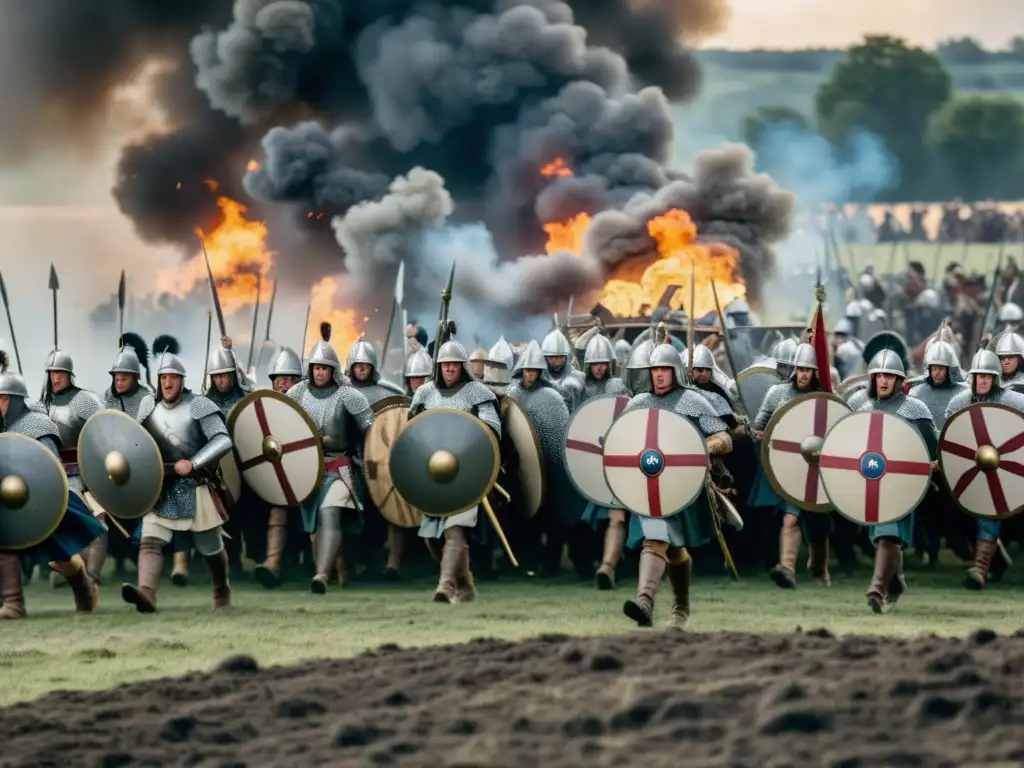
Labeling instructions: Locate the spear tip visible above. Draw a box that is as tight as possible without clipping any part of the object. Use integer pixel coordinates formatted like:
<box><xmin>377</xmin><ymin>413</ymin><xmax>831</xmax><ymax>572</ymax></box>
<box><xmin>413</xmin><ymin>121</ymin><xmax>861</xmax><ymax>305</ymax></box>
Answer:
<box><xmin>48</xmin><ymin>263</ymin><xmax>59</xmax><ymax>290</ymax></box>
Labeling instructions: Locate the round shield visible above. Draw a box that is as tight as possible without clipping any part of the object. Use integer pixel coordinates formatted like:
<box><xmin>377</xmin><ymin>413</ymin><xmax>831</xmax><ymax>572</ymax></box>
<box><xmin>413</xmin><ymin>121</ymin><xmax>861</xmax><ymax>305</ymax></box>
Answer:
<box><xmin>818</xmin><ymin>411</ymin><xmax>932</xmax><ymax>526</ymax></box>
<box><xmin>0</xmin><ymin>433</ymin><xmax>69</xmax><ymax>550</ymax></box>
<box><xmin>762</xmin><ymin>392</ymin><xmax>851</xmax><ymax>512</ymax></box>
<box><xmin>226</xmin><ymin>389</ymin><xmax>324</xmax><ymax>507</ymax></box>
<box><xmin>564</xmin><ymin>394</ymin><xmax>631</xmax><ymax>507</ymax></box>
<box><xmin>362</xmin><ymin>395</ymin><xmax>423</xmax><ymax>528</ymax></box>
<box><xmin>736</xmin><ymin>365</ymin><xmax>782</xmax><ymax>418</ymax></box>
<box><xmin>938</xmin><ymin>403</ymin><xmax>1024</xmax><ymax>520</ymax></box>
<box><xmin>501</xmin><ymin>397</ymin><xmax>545</xmax><ymax>517</ymax></box>
<box><xmin>77</xmin><ymin>409</ymin><xmax>164</xmax><ymax>520</ymax></box>
<box><xmin>602</xmin><ymin>407</ymin><xmax>708</xmax><ymax>518</ymax></box>
<box><xmin>219</xmin><ymin>453</ymin><xmax>242</xmax><ymax>504</ymax></box>
<box><xmin>389</xmin><ymin>408</ymin><xmax>500</xmax><ymax>518</ymax></box>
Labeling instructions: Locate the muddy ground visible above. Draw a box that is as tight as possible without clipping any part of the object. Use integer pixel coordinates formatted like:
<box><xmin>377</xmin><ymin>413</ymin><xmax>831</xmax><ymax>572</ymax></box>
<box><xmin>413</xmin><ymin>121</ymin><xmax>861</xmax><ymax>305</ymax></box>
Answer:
<box><xmin>2</xmin><ymin>628</ymin><xmax>1023</xmax><ymax>767</ymax></box>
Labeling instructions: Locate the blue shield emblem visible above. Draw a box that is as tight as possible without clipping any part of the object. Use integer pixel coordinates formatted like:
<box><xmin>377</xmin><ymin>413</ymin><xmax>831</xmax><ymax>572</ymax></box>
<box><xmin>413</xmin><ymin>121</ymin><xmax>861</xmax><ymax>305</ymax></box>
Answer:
<box><xmin>639</xmin><ymin>448</ymin><xmax>665</xmax><ymax>477</ymax></box>
<box><xmin>859</xmin><ymin>451</ymin><xmax>887</xmax><ymax>480</ymax></box>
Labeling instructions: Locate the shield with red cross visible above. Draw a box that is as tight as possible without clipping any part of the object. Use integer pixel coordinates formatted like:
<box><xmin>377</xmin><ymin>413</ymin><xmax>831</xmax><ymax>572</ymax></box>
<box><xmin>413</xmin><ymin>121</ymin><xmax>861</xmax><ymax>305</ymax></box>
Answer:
<box><xmin>564</xmin><ymin>394</ymin><xmax>631</xmax><ymax>507</ymax></box>
<box><xmin>938</xmin><ymin>403</ymin><xmax>1024</xmax><ymax>520</ymax></box>
<box><xmin>818</xmin><ymin>411</ymin><xmax>932</xmax><ymax>526</ymax></box>
<box><xmin>226</xmin><ymin>389</ymin><xmax>324</xmax><ymax>507</ymax></box>
<box><xmin>762</xmin><ymin>392</ymin><xmax>850</xmax><ymax>512</ymax></box>
<box><xmin>602</xmin><ymin>406</ymin><xmax>708</xmax><ymax>518</ymax></box>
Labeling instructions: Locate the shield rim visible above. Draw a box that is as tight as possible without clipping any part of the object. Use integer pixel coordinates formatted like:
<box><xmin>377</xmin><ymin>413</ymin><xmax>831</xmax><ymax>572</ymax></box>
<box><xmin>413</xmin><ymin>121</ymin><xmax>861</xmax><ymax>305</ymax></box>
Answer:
<box><xmin>760</xmin><ymin>392</ymin><xmax>850</xmax><ymax>513</ymax></box>
<box><xmin>225</xmin><ymin>388</ymin><xmax>326</xmax><ymax>506</ymax></box>
<box><xmin>819</xmin><ymin>410</ymin><xmax>931</xmax><ymax>527</ymax></box>
<box><xmin>562</xmin><ymin>394</ymin><xmax>629</xmax><ymax>506</ymax></box>
<box><xmin>838</xmin><ymin>374</ymin><xmax>869</xmax><ymax>397</ymax></box>
<box><xmin>362</xmin><ymin>394</ymin><xmax>425</xmax><ymax>528</ymax></box>
<box><xmin>390</xmin><ymin>407</ymin><xmax>500</xmax><ymax>518</ymax></box>
<box><xmin>0</xmin><ymin>432</ymin><xmax>70</xmax><ymax>550</ymax></box>
<box><xmin>735</xmin><ymin>365</ymin><xmax>783</xmax><ymax>417</ymax></box>
<box><xmin>938</xmin><ymin>402</ymin><xmax>1024</xmax><ymax>520</ymax></box>
<box><xmin>601</xmin><ymin>405</ymin><xmax>708</xmax><ymax>519</ymax></box>
<box><xmin>77</xmin><ymin>409</ymin><xmax>164</xmax><ymax>520</ymax></box>
<box><xmin>501</xmin><ymin>396</ymin><xmax>547</xmax><ymax>516</ymax></box>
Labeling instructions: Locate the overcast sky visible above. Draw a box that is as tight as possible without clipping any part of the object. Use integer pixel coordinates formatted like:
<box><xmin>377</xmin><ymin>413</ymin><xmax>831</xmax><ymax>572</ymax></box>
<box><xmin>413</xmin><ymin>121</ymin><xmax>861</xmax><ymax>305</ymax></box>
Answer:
<box><xmin>705</xmin><ymin>0</ymin><xmax>1022</xmax><ymax>50</ymax></box>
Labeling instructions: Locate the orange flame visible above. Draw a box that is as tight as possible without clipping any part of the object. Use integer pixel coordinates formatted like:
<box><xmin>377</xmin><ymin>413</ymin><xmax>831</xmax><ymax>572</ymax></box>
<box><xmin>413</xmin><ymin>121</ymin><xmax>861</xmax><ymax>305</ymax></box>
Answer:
<box><xmin>155</xmin><ymin>196</ymin><xmax>274</xmax><ymax>313</ymax></box>
<box><xmin>247</xmin><ymin>159</ymin><xmax>260</xmax><ymax>172</ymax></box>
<box><xmin>539</xmin><ymin>157</ymin><xmax>574</xmax><ymax>178</ymax></box>
<box><xmin>304</xmin><ymin>277</ymin><xmax>364</xmax><ymax>361</ymax></box>
<box><xmin>203</xmin><ymin>178</ymin><xmax>219</xmax><ymax>192</ymax></box>
<box><xmin>543</xmin><ymin>212</ymin><xmax>591</xmax><ymax>255</ymax></box>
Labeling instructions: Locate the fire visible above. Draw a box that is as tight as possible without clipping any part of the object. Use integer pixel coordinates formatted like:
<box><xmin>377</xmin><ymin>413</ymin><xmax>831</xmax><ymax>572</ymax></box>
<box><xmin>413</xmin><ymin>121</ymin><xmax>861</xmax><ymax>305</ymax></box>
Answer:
<box><xmin>539</xmin><ymin>157</ymin><xmax>574</xmax><ymax>178</ymax></box>
<box><xmin>247</xmin><ymin>159</ymin><xmax>260</xmax><ymax>172</ymax></box>
<box><xmin>154</xmin><ymin>196</ymin><xmax>274</xmax><ymax>313</ymax></box>
<box><xmin>304</xmin><ymin>277</ymin><xmax>364</xmax><ymax>360</ymax></box>
<box><xmin>543</xmin><ymin>212</ymin><xmax>591</xmax><ymax>255</ymax></box>
<box><xmin>542</xmin><ymin>206</ymin><xmax>745</xmax><ymax>318</ymax></box>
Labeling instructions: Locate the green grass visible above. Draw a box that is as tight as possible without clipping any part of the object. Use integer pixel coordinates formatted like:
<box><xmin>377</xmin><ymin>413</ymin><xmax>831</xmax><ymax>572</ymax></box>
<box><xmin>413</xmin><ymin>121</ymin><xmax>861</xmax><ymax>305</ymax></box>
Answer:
<box><xmin>1</xmin><ymin>563</ymin><xmax>1020</xmax><ymax>707</ymax></box>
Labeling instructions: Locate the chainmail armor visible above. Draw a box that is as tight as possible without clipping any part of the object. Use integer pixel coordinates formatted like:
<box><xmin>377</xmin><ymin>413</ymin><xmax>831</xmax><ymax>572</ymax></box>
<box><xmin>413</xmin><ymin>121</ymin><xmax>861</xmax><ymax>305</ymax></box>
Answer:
<box><xmin>624</xmin><ymin>386</ymin><xmax>729</xmax><ymax>437</ymax></box>
<box><xmin>409</xmin><ymin>379</ymin><xmax>502</xmax><ymax>437</ymax></box>
<box><xmin>104</xmin><ymin>386</ymin><xmax>155</xmax><ymax>421</ymax></box>
<box><xmin>752</xmin><ymin>382</ymin><xmax>805</xmax><ymax>431</ymax></box>
<box><xmin>909</xmin><ymin>379</ymin><xmax>968</xmax><ymax>428</ymax></box>
<box><xmin>2</xmin><ymin>398</ymin><xmax>62</xmax><ymax>443</ymax></box>
<box><xmin>288</xmin><ymin>380</ymin><xmax>374</xmax><ymax>447</ymax></box>
<box><xmin>857</xmin><ymin>392</ymin><xmax>939</xmax><ymax>459</ymax></box>
<box><xmin>205</xmin><ymin>386</ymin><xmax>247</xmax><ymax>416</ymax></box>
<box><xmin>582</xmin><ymin>376</ymin><xmax>631</xmax><ymax>402</ymax></box>
<box><xmin>43</xmin><ymin>386</ymin><xmax>103</xmax><ymax>452</ymax></box>
<box><xmin>506</xmin><ymin>380</ymin><xmax>570</xmax><ymax>481</ymax></box>
<box><xmin>351</xmin><ymin>378</ymin><xmax>405</xmax><ymax>407</ymax></box>
<box><xmin>945</xmin><ymin>387</ymin><xmax>1024</xmax><ymax>420</ymax></box>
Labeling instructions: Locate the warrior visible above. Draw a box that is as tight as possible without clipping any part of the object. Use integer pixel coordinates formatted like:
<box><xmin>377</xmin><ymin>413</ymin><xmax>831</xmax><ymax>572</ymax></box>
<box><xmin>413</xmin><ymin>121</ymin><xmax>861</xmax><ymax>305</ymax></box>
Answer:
<box><xmin>404</xmin><ymin>348</ymin><xmax>433</xmax><ymax>395</ymax></box>
<box><xmin>481</xmin><ymin>337</ymin><xmax>514</xmax><ymax>398</ymax></box>
<box><xmin>772</xmin><ymin>338</ymin><xmax>799</xmax><ymax>380</ymax></box>
<box><xmin>39</xmin><ymin>348</ymin><xmax>107</xmax><ymax>589</ymax></box>
<box><xmin>624</xmin><ymin>339</ymin><xmax>654</xmax><ymax>395</ymax></box>
<box><xmin>856</xmin><ymin>349</ymin><xmax>938</xmax><ymax>615</ymax></box>
<box><xmin>122</xmin><ymin>352</ymin><xmax>234</xmax><ymax>613</ymax></box>
<box><xmin>104</xmin><ymin>345</ymin><xmax>154</xmax><ymax>418</ymax></box>
<box><xmin>997</xmin><ymin>301</ymin><xmax>1023</xmax><ymax>333</ymax></box>
<box><xmin>267</xmin><ymin>346</ymin><xmax>302</xmax><ymax>394</ymax></box>
<box><xmin>204</xmin><ymin>337</ymin><xmax>254</xmax><ymax>415</ymax></box>
<box><xmin>409</xmin><ymin>339</ymin><xmax>502</xmax><ymax>603</ymax></box>
<box><xmin>685</xmin><ymin>344</ymin><xmax>738</xmax><ymax>429</ymax></box>
<box><xmin>613</xmin><ymin>338</ymin><xmax>631</xmax><ymax>373</ymax></box>
<box><xmin>993</xmin><ymin>331</ymin><xmax>1024</xmax><ymax>391</ymax></box>
<box><xmin>249</xmin><ymin>346</ymin><xmax>305</xmax><ymax>589</ymax></box>
<box><xmin>909</xmin><ymin>340</ymin><xmax>967</xmax><ymax>434</ymax></box>
<box><xmin>468</xmin><ymin>345</ymin><xmax>488</xmax><ymax>379</ymax></box>
<box><xmin>944</xmin><ymin>349</ymin><xmax>1024</xmax><ymax>590</ymax></box>
<box><xmin>345</xmin><ymin>337</ymin><xmax>404</xmax><ymax>404</ymax></box>
<box><xmin>751</xmin><ymin>343</ymin><xmax>834</xmax><ymax>588</ymax></box>
<box><xmin>832</xmin><ymin>318</ymin><xmax>866</xmax><ymax>381</ymax></box>
<box><xmin>286</xmin><ymin>324</ymin><xmax>374</xmax><ymax>594</ymax></box>
<box><xmin>0</xmin><ymin>371</ymin><xmax>106</xmax><ymax>619</ymax></box>
<box><xmin>578</xmin><ymin>333</ymin><xmax>632</xmax><ymax>589</ymax></box>
<box><xmin>541</xmin><ymin>328</ymin><xmax>584</xmax><ymax>410</ymax></box>
<box><xmin>620</xmin><ymin>342</ymin><xmax>733</xmax><ymax>629</ymax></box>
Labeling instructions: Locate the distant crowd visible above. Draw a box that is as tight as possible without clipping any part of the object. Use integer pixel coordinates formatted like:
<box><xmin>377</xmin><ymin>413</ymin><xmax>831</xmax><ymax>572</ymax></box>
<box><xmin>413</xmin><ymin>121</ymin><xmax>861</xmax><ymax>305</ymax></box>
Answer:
<box><xmin>829</xmin><ymin>203</ymin><xmax>1024</xmax><ymax>244</ymax></box>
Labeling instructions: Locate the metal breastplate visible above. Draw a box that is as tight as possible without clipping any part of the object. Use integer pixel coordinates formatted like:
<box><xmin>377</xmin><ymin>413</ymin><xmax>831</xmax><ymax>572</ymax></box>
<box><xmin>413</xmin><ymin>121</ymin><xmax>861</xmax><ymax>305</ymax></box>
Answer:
<box><xmin>145</xmin><ymin>400</ymin><xmax>205</xmax><ymax>463</ymax></box>
<box><xmin>45</xmin><ymin>388</ymin><xmax>97</xmax><ymax>450</ymax></box>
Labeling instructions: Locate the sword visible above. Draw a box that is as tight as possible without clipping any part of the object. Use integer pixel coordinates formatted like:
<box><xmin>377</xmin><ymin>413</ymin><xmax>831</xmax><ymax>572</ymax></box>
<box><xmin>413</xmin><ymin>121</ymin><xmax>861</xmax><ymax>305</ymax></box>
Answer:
<box><xmin>0</xmin><ymin>271</ymin><xmax>23</xmax><ymax>372</ymax></box>
<box><xmin>246</xmin><ymin>273</ymin><xmax>262</xmax><ymax>372</ymax></box>
<box><xmin>48</xmin><ymin>264</ymin><xmax>60</xmax><ymax>350</ymax></box>
<box><xmin>199</xmin><ymin>236</ymin><xmax>228</xmax><ymax>338</ymax></box>
<box><xmin>117</xmin><ymin>269</ymin><xmax>126</xmax><ymax>344</ymax></box>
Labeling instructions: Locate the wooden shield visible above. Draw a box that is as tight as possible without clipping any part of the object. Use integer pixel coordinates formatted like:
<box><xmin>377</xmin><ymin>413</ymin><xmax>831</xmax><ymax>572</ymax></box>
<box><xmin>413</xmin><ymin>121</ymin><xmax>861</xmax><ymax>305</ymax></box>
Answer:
<box><xmin>939</xmin><ymin>403</ymin><xmax>1024</xmax><ymax>520</ymax></box>
<box><xmin>362</xmin><ymin>395</ymin><xmax>423</xmax><ymax>527</ymax></box>
<box><xmin>0</xmin><ymin>433</ymin><xmax>69</xmax><ymax>550</ymax></box>
<box><xmin>564</xmin><ymin>394</ymin><xmax>630</xmax><ymax>507</ymax></box>
<box><xmin>500</xmin><ymin>397</ymin><xmax>545</xmax><ymax>518</ymax></box>
<box><xmin>735</xmin><ymin>365</ymin><xmax>782</xmax><ymax>417</ymax></box>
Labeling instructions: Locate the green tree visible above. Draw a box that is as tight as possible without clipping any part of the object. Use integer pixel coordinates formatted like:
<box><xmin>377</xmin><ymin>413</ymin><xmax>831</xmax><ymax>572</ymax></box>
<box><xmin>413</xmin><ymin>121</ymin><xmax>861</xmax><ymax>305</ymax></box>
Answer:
<box><xmin>936</xmin><ymin>36</ymin><xmax>988</xmax><ymax>64</ymax></box>
<box><xmin>1009</xmin><ymin>35</ymin><xmax>1024</xmax><ymax>60</ymax></box>
<box><xmin>815</xmin><ymin>35</ymin><xmax>952</xmax><ymax>198</ymax></box>
<box><xmin>741</xmin><ymin>105</ymin><xmax>810</xmax><ymax>146</ymax></box>
<box><xmin>926</xmin><ymin>95</ymin><xmax>1024</xmax><ymax>200</ymax></box>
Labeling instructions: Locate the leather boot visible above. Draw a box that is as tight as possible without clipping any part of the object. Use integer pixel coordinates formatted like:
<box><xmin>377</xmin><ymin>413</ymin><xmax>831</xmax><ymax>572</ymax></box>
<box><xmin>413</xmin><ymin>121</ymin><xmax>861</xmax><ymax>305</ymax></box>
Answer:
<box><xmin>808</xmin><ymin>537</ymin><xmax>831</xmax><ymax>587</ymax></box>
<box><xmin>989</xmin><ymin>539</ymin><xmax>1011</xmax><ymax>582</ymax></box>
<box><xmin>665</xmin><ymin>556</ymin><xmax>691</xmax><ymax>630</ymax></box>
<box><xmin>82</xmin><ymin>531</ymin><xmax>108</xmax><ymax>586</ymax></box>
<box><xmin>623</xmin><ymin>551</ymin><xmax>667</xmax><ymax>627</ymax></box>
<box><xmin>889</xmin><ymin>548</ymin><xmax>907</xmax><ymax>604</ymax></box>
<box><xmin>965</xmin><ymin>539</ymin><xmax>997</xmax><ymax>590</ymax></box>
<box><xmin>595</xmin><ymin>520</ymin><xmax>626</xmax><ymax>590</ymax></box>
<box><xmin>254</xmin><ymin>507</ymin><xmax>287</xmax><ymax>590</ymax></box>
<box><xmin>335</xmin><ymin>535</ymin><xmax>355</xmax><ymax>588</ymax></box>
<box><xmin>204</xmin><ymin>549</ymin><xmax>231</xmax><ymax>612</ymax></box>
<box><xmin>311</xmin><ymin>525</ymin><xmax>342</xmax><ymax>594</ymax></box>
<box><xmin>434</xmin><ymin>527</ymin><xmax>465</xmax><ymax>603</ymax></box>
<box><xmin>121</xmin><ymin>537</ymin><xmax>163</xmax><ymax>613</ymax></box>
<box><xmin>0</xmin><ymin>552</ymin><xmax>26</xmax><ymax>620</ymax></box>
<box><xmin>384</xmin><ymin>524</ymin><xmax>404</xmax><ymax>580</ymax></box>
<box><xmin>171</xmin><ymin>550</ymin><xmax>190</xmax><ymax>587</ymax></box>
<box><xmin>51</xmin><ymin>555</ymin><xmax>98</xmax><ymax>614</ymax></box>
<box><xmin>455</xmin><ymin>542</ymin><xmax>476</xmax><ymax>602</ymax></box>
<box><xmin>769</xmin><ymin>519</ymin><xmax>801</xmax><ymax>589</ymax></box>
<box><xmin>866</xmin><ymin>539</ymin><xmax>900</xmax><ymax>614</ymax></box>
<box><xmin>49</xmin><ymin>570</ymin><xmax>68</xmax><ymax>589</ymax></box>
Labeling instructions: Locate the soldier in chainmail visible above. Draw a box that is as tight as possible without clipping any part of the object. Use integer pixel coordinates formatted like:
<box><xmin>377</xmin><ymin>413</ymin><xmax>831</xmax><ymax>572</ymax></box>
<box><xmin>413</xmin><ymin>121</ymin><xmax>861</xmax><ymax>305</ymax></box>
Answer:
<box><xmin>613</xmin><ymin>338</ymin><xmax>631</xmax><ymax>373</ymax></box>
<box><xmin>832</xmin><ymin>318</ymin><xmax>866</xmax><ymax>381</ymax></box>
<box><xmin>481</xmin><ymin>337</ymin><xmax>514</xmax><ymax>398</ymax></box>
<box><xmin>346</xmin><ymin>338</ymin><xmax>405</xmax><ymax>405</ymax></box>
<box><xmin>409</xmin><ymin>339</ymin><xmax>502</xmax><ymax>603</ymax></box>
<box><xmin>469</xmin><ymin>345</ymin><xmax>488</xmax><ymax>379</ymax></box>
<box><xmin>39</xmin><ymin>348</ymin><xmax>106</xmax><ymax>590</ymax></box>
<box><xmin>624</xmin><ymin>339</ymin><xmax>654</xmax><ymax>395</ymax></box>
<box><xmin>403</xmin><ymin>348</ymin><xmax>432</xmax><ymax>396</ymax></box>
<box><xmin>855</xmin><ymin>350</ymin><xmax>938</xmax><ymax>616</ymax></box>
<box><xmin>994</xmin><ymin>330</ymin><xmax>1024</xmax><ymax>391</ymax></box>
<box><xmin>287</xmin><ymin>323</ymin><xmax>374</xmax><ymax>594</ymax></box>
<box><xmin>0</xmin><ymin>371</ymin><xmax>106</xmax><ymax>619</ymax></box>
<box><xmin>122</xmin><ymin>352</ymin><xmax>235</xmax><ymax>614</ymax></box>
<box><xmin>620</xmin><ymin>343</ymin><xmax>733</xmax><ymax>630</ymax></box>
<box><xmin>267</xmin><ymin>346</ymin><xmax>303</xmax><ymax>394</ymax></box>
<box><xmin>944</xmin><ymin>350</ymin><xmax>1024</xmax><ymax>591</ymax></box>
<box><xmin>541</xmin><ymin>328</ymin><xmax>584</xmax><ymax>412</ymax></box>
<box><xmin>750</xmin><ymin>343</ymin><xmax>834</xmax><ymax>589</ymax></box>
<box><xmin>684</xmin><ymin>345</ymin><xmax>738</xmax><ymax>430</ymax></box>
<box><xmin>204</xmin><ymin>337</ymin><xmax>254</xmax><ymax>415</ymax></box>
<box><xmin>577</xmin><ymin>333</ymin><xmax>632</xmax><ymax>589</ymax></box>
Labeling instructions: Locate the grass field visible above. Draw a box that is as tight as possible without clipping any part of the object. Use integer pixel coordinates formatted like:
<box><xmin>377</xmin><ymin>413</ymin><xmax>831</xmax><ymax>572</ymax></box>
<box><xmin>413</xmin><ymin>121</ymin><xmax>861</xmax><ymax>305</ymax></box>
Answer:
<box><xmin>1</xmin><ymin>564</ymin><xmax>1020</xmax><ymax>708</ymax></box>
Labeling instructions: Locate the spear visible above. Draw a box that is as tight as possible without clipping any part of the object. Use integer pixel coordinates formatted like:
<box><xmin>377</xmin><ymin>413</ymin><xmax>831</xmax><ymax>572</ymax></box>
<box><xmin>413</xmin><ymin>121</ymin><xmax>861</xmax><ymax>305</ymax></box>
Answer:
<box><xmin>202</xmin><ymin>310</ymin><xmax>212</xmax><ymax>384</ymax></box>
<box><xmin>246</xmin><ymin>273</ymin><xmax>262</xmax><ymax>372</ymax></box>
<box><xmin>431</xmin><ymin>260</ymin><xmax>457</xmax><ymax>382</ymax></box>
<box><xmin>117</xmin><ymin>269</ymin><xmax>126</xmax><ymax>343</ymax></box>
<box><xmin>300</xmin><ymin>301</ymin><xmax>312</xmax><ymax>361</ymax></box>
<box><xmin>380</xmin><ymin>261</ymin><xmax>404</xmax><ymax>373</ymax></box>
<box><xmin>255</xmin><ymin>278</ymin><xmax>279</xmax><ymax>380</ymax></box>
<box><xmin>198</xmin><ymin>237</ymin><xmax>227</xmax><ymax>339</ymax></box>
<box><xmin>686</xmin><ymin>262</ymin><xmax>696</xmax><ymax>379</ymax></box>
<box><xmin>0</xmin><ymin>272</ymin><xmax>22</xmax><ymax>372</ymax></box>
<box><xmin>264</xmin><ymin>279</ymin><xmax>277</xmax><ymax>341</ymax></box>
<box><xmin>49</xmin><ymin>264</ymin><xmax>59</xmax><ymax>350</ymax></box>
